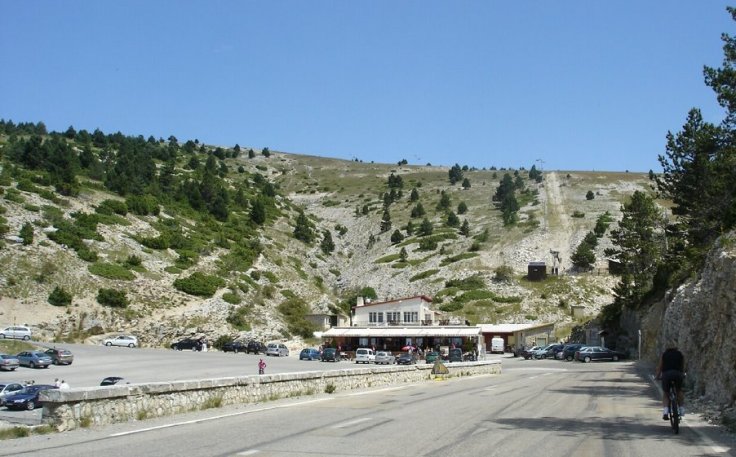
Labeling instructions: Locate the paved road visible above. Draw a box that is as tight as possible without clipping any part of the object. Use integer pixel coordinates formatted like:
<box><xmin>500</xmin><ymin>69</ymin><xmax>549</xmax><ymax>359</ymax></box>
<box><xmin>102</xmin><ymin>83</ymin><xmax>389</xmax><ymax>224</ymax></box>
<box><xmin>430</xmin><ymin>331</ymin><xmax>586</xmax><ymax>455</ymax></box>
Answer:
<box><xmin>1</xmin><ymin>355</ymin><xmax>734</xmax><ymax>456</ymax></box>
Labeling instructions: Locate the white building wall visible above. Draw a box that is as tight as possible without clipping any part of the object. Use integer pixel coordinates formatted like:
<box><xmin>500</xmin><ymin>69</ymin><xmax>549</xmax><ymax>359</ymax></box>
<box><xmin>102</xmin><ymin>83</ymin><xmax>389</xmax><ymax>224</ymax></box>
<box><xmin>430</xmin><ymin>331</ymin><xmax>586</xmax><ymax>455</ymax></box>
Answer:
<box><xmin>353</xmin><ymin>297</ymin><xmax>431</xmax><ymax>326</ymax></box>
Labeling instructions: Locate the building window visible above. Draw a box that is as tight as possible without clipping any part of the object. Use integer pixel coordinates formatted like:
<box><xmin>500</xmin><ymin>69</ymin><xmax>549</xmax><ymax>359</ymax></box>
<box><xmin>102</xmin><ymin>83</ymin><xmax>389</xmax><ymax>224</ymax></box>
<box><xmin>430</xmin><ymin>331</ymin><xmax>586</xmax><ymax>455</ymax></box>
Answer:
<box><xmin>387</xmin><ymin>312</ymin><xmax>400</xmax><ymax>323</ymax></box>
<box><xmin>403</xmin><ymin>312</ymin><xmax>418</xmax><ymax>323</ymax></box>
<box><xmin>369</xmin><ymin>312</ymin><xmax>383</xmax><ymax>324</ymax></box>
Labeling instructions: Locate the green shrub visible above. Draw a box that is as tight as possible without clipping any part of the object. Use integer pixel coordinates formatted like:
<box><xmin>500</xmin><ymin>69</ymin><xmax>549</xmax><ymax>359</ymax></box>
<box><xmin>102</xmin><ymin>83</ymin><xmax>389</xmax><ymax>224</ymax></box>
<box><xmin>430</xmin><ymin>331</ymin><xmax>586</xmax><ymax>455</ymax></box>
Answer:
<box><xmin>456</xmin><ymin>290</ymin><xmax>495</xmax><ymax>302</ymax></box>
<box><xmin>571</xmin><ymin>210</ymin><xmax>585</xmax><ymax>218</ymax></box>
<box><xmin>375</xmin><ymin>253</ymin><xmax>401</xmax><ymax>263</ymax></box>
<box><xmin>263</xmin><ymin>271</ymin><xmax>278</xmax><ymax>283</ymax></box>
<box><xmin>48</xmin><ymin>286</ymin><xmax>72</xmax><ymax>306</ymax></box>
<box><xmin>494</xmin><ymin>265</ymin><xmax>515</xmax><ymax>282</ymax></box>
<box><xmin>173</xmin><ymin>272</ymin><xmax>225</xmax><ymax>297</ymax></box>
<box><xmin>88</xmin><ymin>263</ymin><xmax>135</xmax><ymax>280</ymax></box>
<box><xmin>125</xmin><ymin>195</ymin><xmax>159</xmax><ymax>216</ymax></box>
<box><xmin>125</xmin><ymin>255</ymin><xmax>142</xmax><ymax>267</ymax></box>
<box><xmin>445</xmin><ymin>275</ymin><xmax>484</xmax><ymax>290</ymax></box>
<box><xmin>98</xmin><ymin>199</ymin><xmax>128</xmax><ymax>215</ymax></box>
<box><xmin>222</xmin><ymin>292</ymin><xmax>241</xmax><ymax>304</ymax></box>
<box><xmin>439</xmin><ymin>302</ymin><xmax>463</xmax><ymax>312</ymax></box>
<box><xmin>410</xmin><ymin>269</ymin><xmax>439</xmax><ymax>282</ymax></box>
<box><xmin>227</xmin><ymin>305</ymin><xmax>251</xmax><ymax>330</ymax></box>
<box><xmin>277</xmin><ymin>297</ymin><xmax>317</xmax><ymax>339</ymax></box>
<box><xmin>440</xmin><ymin>252</ymin><xmax>478</xmax><ymax>265</ymax></box>
<box><xmin>97</xmin><ymin>288</ymin><xmax>129</xmax><ymax>308</ymax></box>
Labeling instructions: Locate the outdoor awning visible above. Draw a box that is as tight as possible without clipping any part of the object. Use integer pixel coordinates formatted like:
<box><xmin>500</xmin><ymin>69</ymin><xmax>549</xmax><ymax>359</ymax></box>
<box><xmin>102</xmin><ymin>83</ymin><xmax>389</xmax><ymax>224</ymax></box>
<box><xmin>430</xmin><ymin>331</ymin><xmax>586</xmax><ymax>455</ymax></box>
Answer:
<box><xmin>321</xmin><ymin>327</ymin><xmax>481</xmax><ymax>338</ymax></box>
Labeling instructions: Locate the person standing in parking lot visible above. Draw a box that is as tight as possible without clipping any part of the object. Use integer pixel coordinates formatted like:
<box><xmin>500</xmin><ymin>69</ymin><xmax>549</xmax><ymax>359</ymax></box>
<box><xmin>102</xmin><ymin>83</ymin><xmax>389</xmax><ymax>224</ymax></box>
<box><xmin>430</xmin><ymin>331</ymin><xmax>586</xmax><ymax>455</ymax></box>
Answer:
<box><xmin>258</xmin><ymin>358</ymin><xmax>266</xmax><ymax>375</ymax></box>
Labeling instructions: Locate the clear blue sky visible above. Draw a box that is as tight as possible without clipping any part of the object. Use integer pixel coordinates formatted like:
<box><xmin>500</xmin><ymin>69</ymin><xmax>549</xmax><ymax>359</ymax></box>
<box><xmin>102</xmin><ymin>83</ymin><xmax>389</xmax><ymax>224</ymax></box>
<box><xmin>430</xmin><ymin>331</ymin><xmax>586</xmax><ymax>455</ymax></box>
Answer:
<box><xmin>0</xmin><ymin>1</ymin><xmax>732</xmax><ymax>172</ymax></box>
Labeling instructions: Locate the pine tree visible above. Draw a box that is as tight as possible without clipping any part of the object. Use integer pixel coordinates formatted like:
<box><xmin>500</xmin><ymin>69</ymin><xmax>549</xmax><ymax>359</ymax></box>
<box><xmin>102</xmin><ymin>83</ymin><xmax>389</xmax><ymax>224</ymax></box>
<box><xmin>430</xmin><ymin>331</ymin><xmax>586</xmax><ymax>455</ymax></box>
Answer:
<box><xmin>410</xmin><ymin>203</ymin><xmax>425</xmax><ymax>218</ymax></box>
<box><xmin>460</xmin><ymin>219</ymin><xmax>470</xmax><ymax>236</ymax></box>
<box><xmin>320</xmin><ymin>230</ymin><xmax>335</xmax><ymax>254</ymax></box>
<box><xmin>418</xmin><ymin>218</ymin><xmax>434</xmax><ymax>236</ymax></box>
<box><xmin>294</xmin><ymin>212</ymin><xmax>315</xmax><ymax>243</ymax></box>
<box><xmin>380</xmin><ymin>209</ymin><xmax>392</xmax><ymax>232</ymax></box>
<box><xmin>390</xmin><ymin>229</ymin><xmax>404</xmax><ymax>244</ymax></box>
<box><xmin>606</xmin><ymin>191</ymin><xmax>665</xmax><ymax>308</ymax></box>
<box><xmin>19</xmin><ymin>222</ymin><xmax>34</xmax><ymax>245</ymax></box>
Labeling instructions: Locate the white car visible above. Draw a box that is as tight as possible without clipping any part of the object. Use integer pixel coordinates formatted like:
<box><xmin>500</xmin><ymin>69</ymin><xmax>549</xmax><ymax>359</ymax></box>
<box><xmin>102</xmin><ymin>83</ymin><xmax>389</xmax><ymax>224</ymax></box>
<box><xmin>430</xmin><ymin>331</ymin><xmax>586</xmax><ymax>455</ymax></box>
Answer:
<box><xmin>0</xmin><ymin>326</ymin><xmax>32</xmax><ymax>341</ymax></box>
<box><xmin>265</xmin><ymin>342</ymin><xmax>289</xmax><ymax>357</ymax></box>
<box><xmin>355</xmin><ymin>348</ymin><xmax>375</xmax><ymax>364</ymax></box>
<box><xmin>103</xmin><ymin>335</ymin><xmax>138</xmax><ymax>348</ymax></box>
<box><xmin>374</xmin><ymin>351</ymin><xmax>395</xmax><ymax>365</ymax></box>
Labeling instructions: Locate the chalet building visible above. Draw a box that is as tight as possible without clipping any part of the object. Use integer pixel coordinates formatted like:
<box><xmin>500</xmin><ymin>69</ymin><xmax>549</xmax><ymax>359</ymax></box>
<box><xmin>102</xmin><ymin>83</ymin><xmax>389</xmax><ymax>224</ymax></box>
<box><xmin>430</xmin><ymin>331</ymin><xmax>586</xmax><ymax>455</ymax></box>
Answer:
<box><xmin>321</xmin><ymin>295</ymin><xmax>482</xmax><ymax>355</ymax></box>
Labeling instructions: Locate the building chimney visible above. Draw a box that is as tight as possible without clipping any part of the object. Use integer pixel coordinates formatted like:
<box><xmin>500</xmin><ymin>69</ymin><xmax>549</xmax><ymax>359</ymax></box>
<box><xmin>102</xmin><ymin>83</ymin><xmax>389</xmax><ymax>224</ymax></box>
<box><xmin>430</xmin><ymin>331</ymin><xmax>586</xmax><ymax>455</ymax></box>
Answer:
<box><xmin>356</xmin><ymin>296</ymin><xmax>364</xmax><ymax>307</ymax></box>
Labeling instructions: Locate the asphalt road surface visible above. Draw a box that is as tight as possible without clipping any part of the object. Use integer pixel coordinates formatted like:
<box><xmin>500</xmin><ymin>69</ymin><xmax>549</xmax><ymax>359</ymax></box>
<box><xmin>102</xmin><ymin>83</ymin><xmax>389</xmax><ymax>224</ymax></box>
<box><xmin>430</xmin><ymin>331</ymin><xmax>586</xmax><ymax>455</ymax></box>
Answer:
<box><xmin>1</xmin><ymin>353</ymin><xmax>734</xmax><ymax>456</ymax></box>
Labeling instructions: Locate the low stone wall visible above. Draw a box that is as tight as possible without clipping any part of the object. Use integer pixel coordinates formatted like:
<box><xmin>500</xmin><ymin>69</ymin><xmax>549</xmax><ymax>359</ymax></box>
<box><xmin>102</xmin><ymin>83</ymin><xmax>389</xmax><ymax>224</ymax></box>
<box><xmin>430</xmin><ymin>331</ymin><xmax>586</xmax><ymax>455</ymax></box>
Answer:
<box><xmin>41</xmin><ymin>361</ymin><xmax>500</xmax><ymax>431</ymax></box>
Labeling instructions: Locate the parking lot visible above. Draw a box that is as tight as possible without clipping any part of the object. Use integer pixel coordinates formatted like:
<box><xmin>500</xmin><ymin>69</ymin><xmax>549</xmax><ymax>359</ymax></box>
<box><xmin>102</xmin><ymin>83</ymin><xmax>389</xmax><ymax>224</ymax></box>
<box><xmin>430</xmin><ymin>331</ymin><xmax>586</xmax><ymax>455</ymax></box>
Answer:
<box><xmin>0</xmin><ymin>344</ymin><xmax>516</xmax><ymax>425</ymax></box>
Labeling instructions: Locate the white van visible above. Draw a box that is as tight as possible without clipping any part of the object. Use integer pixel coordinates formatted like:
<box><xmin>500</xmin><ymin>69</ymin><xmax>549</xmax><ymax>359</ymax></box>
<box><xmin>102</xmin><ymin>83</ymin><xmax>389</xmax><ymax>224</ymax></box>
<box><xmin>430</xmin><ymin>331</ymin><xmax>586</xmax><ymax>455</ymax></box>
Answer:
<box><xmin>0</xmin><ymin>326</ymin><xmax>31</xmax><ymax>341</ymax></box>
<box><xmin>355</xmin><ymin>348</ymin><xmax>375</xmax><ymax>364</ymax></box>
<box><xmin>491</xmin><ymin>337</ymin><xmax>505</xmax><ymax>354</ymax></box>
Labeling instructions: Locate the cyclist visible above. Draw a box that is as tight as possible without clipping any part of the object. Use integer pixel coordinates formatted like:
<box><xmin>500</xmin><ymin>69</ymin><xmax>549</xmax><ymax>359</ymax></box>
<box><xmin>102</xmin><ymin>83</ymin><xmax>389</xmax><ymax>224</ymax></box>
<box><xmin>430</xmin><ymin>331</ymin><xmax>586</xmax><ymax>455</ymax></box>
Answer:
<box><xmin>655</xmin><ymin>339</ymin><xmax>685</xmax><ymax>421</ymax></box>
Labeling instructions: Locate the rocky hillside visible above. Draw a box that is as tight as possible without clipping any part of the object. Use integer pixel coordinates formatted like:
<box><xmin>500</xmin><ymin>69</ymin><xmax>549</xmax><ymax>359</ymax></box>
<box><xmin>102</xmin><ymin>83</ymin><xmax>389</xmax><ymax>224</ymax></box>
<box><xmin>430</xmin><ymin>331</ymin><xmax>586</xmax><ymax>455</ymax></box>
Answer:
<box><xmin>0</xmin><ymin>138</ymin><xmax>652</xmax><ymax>349</ymax></box>
<box><xmin>636</xmin><ymin>230</ymin><xmax>736</xmax><ymax>427</ymax></box>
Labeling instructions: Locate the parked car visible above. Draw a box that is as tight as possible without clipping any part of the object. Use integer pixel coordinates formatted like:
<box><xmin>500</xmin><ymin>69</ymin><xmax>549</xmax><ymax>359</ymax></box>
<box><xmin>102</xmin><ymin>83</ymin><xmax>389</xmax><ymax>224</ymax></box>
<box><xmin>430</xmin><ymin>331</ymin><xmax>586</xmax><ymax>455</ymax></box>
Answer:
<box><xmin>16</xmin><ymin>351</ymin><xmax>52</xmax><ymax>368</ymax></box>
<box><xmin>448</xmin><ymin>348</ymin><xmax>463</xmax><ymax>362</ymax></box>
<box><xmin>559</xmin><ymin>344</ymin><xmax>586</xmax><ymax>361</ymax></box>
<box><xmin>0</xmin><ymin>382</ymin><xmax>24</xmax><ymax>406</ymax></box>
<box><xmin>171</xmin><ymin>338</ymin><xmax>203</xmax><ymax>351</ymax></box>
<box><xmin>534</xmin><ymin>344</ymin><xmax>564</xmax><ymax>359</ymax></box>
<box><xmin>265</xmin><ymin>342</ymin><xmax>289</xmax><ymax>357</ymax></box>
<box><xmin>520</xmin><ymin>346</ymin><xmax>541</xmax><ymax>360</ymax></box>
<box><xmin>222</xmin><ymin>341</ymin><xmax>248</xmax><ymax>353</ymax></box>
<box><xmin>425</xmin><ymin>351</ymin><xmax>440</xmax><ymax>364</ymax></box>
<box><xmin>0</xmin><ymin>354</ymin><xmax>20</xmax><ymax>371</ymax></box>
<box><xmin>321</xmin><ymin>348</ymin><xmax>338</xmax><ymax>362</ymax></box>
<box><xmin>355</xmin><ymin>348</ymin><xmax>375</xmax><ymax>364</ymax></box>
<box><xmin>396</xmin><ymin>351</ymin><xmax>418</xmax><ymax>365</ymax></box>
<box><xmin>299</xmin><ymin>348</ymin><xmax>321</xmax><ymax>360</ymax></box>
<box><xmin>374</xmin><ymin>351</ymin><xmax>396</xmax><ymax>365</ymax></box>
<box><xmin>575</xmin><ymin>346</ymin><xmax>627</xmax><ymax>363</ymax></box>
<box><xmin>246</xmin><ymin>341</ymin><xmax>266</xmax><ymax>354</ymax></box>
<box><xmin>0</xmin><ymin>326</ymin><xmax>31</xmax><ymax>341</ymax></box>
<box><xmin>44</xmin><ymin>347</ymin><xmax>74</xmax><ymax>365</ymax></box>
<box><xmin>100</xmin><ymin>376</ymin><xmax>127</xmax><ymax>386</ymax></box>
<box><xmin>103</xmin><ymin>335</ymin><xmax>138</xmax><ymax>348</ymax></box>
<box><xmin>3</xmin><ymin>384</ymin><xmax>57</xmax><ymax>410</ymax></box>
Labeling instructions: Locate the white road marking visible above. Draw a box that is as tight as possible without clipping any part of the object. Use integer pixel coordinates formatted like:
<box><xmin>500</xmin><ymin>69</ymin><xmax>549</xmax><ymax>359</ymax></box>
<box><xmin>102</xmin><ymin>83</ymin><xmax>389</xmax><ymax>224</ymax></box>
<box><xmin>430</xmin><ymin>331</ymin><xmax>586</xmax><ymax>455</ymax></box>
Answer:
<box><xmin>332</xmin><ymin>417</ymin><xmax>372</xmax><ymax>429</ymax></box>
<box><xmin>108</xmin><ymin>397</ymin><xmax>333</xmax><ymax>437</ymax></box>
<box><xmin>347</xmin><ymin>385</ymin><xmax>414</xmax><ymax>396</ymax></box>
<box><xmin>236</xmin><ymin>451</ymin><xmax>260</xmax><ymax>455</ymax></box>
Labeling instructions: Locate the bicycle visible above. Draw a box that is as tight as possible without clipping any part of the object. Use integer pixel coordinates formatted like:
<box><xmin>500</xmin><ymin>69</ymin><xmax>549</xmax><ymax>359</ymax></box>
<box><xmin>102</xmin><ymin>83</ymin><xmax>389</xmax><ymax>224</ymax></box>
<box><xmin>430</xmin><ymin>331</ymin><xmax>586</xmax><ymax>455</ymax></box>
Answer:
<box><xmin>667</xmin><ymin>379</ymin><xmax>680</xmax><ymax>434</ymax></box>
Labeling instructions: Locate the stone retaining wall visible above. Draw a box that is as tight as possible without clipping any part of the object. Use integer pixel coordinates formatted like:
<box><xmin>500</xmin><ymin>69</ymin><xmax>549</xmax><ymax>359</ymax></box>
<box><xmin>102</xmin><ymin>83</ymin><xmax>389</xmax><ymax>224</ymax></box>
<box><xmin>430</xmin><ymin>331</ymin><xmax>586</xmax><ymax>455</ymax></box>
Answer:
<box><xmin>41</xmin><ymin>361</ymin><xmax>500</xmax><ymax>431</ymax></box>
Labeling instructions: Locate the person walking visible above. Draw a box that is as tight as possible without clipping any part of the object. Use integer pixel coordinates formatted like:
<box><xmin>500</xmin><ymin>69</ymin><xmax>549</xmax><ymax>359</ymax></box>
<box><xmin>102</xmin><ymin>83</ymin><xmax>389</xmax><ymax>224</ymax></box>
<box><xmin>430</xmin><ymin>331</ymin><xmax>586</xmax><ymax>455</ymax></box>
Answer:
<box><xmin>258</xmin><ymin>358</ymin><xmax>266</xmax><ymax>375</ymax></box>
<box><xmin>59</xmin><ymin>380</ymin><xmax>70</xmax><ymax>390</ymax></box>
<box><xmin>54</xmin><ymin>378</ymin><xmax>61</xmax><ymax>388</ymax></box>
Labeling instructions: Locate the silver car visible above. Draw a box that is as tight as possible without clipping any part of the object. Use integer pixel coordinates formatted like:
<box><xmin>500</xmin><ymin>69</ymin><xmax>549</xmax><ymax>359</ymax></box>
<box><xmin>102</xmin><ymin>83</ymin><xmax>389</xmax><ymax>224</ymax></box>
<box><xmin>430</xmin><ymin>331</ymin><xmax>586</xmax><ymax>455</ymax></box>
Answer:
<box><xmin>265</xmin><ymin>342</ymin><xmax>289</xmax><ymax>357</ymax></box>
<box><xmin>0</xmin><ymin>382</ymin><xmax>24</xmax><ymax>406</ymax></box>
<box><xmin>0</xmin><ymin>354</ymin><xmax>20</xmax><ymax>371</ymax></box>
<box><xmin>0</xmin><ymin>326</ymin><xmax>31</xmax><ymax>340</ymax></box>
<box><xmin>374</xmin><ymin>351</ymin><xmax>396</xmax><ymax>365</ymax></box>
<box><xmin>103</xmin><ymin>335</ymin><xmax>139</xmax><ymax>348</ymax></box>
<box><xmin>16</xmin><ymin>351</ymin><xmax>53</xmax><ymax>368</ymax></box>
